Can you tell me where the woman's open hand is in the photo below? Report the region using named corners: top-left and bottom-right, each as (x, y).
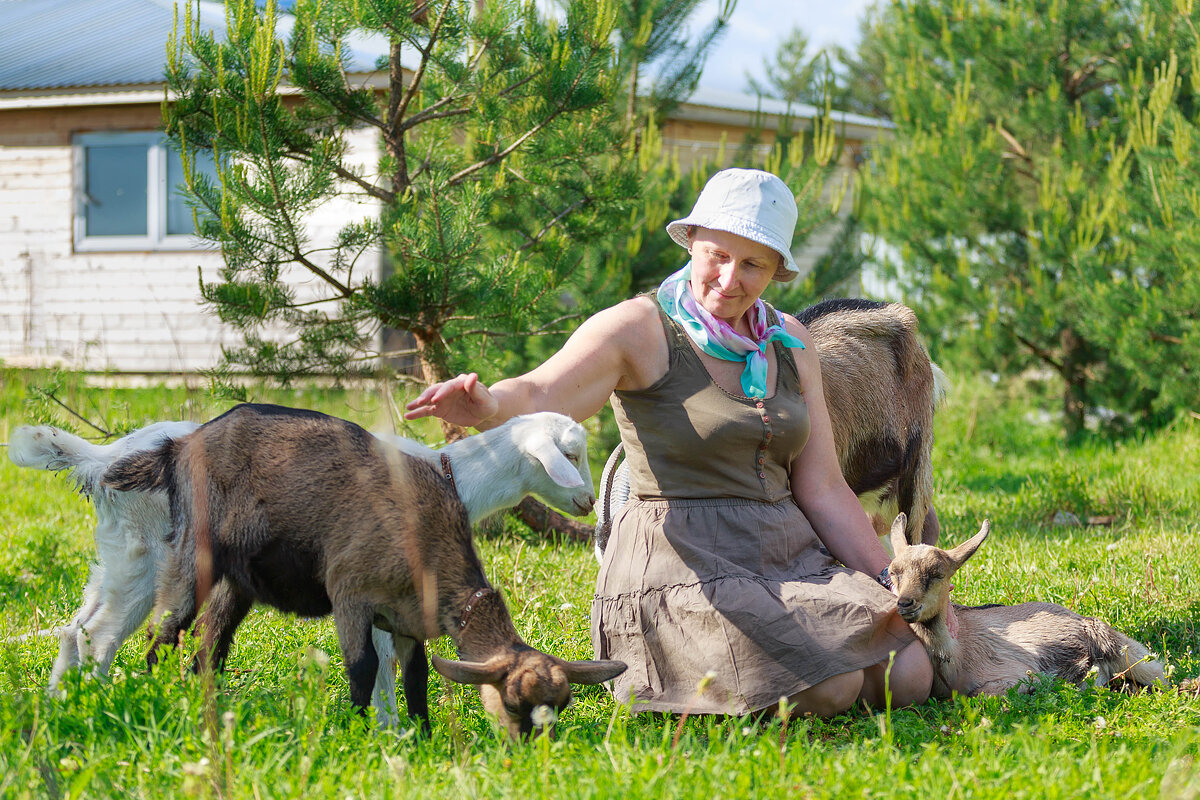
top-left (404, 373), bottom-right (500, 428)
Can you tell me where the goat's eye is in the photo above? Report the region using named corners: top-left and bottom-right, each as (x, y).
top-left (565, 453), bottom-right (579, 464)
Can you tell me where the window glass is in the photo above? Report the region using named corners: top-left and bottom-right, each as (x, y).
top-left (166, 148), bottom-right (219, 236)
top-left (84, 144), bottom-right (148, 236)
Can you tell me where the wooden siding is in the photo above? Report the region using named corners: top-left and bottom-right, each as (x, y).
top-left (0, 104), bottom-right (382, 373)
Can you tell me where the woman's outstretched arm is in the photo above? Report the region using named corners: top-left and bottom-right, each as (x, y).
top-left (404, 297), bottom-right (666, 430)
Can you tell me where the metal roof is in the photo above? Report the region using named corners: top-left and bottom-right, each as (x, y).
top-left (681, 86), bottom-right (894, 131)
top-left (0, 0), bottom-right (889, 130)
top-left (0, 0), bottom-right (390, 91)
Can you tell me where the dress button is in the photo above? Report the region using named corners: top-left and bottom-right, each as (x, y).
top-left (757, 456), bottom-right (765, 465)
top-left (758, 472), bottom-right (766, 479)
top-left (762, 415), bottom-right (770, 423)
top-left (755, 401), bottom-right (764, 409)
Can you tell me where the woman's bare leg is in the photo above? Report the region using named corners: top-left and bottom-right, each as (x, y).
top-left (859, 640), bottom-right (932, 709)
top-left (784, 669), bottom-right (865, 717)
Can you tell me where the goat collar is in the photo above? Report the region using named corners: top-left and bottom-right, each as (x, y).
top-left (458, 587), bottom-right (495, 630)
top-left (440, 452), bottom-right (457, 492)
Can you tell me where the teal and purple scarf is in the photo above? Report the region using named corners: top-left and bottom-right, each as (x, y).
top-left (656, 263), bottom-right (804, 400)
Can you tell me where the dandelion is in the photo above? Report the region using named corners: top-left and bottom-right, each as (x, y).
top-left (531, 704), bottom-right (557, 728)
top-left (1094, 716), bottom-right (1107, 730)
top-left (182, 757), bottom-right (211, 776)
top-left (939, 725), bottom-right (952, 734)
top-left (304, 646), bottom-right (330, 669)
top-left (697, 670), bottom-right (718, 696)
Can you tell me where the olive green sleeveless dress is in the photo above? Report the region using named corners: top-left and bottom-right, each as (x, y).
top-left (591, 298), bottom-right (914, 714)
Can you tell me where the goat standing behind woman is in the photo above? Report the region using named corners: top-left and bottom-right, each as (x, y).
top-left (103, 403), bottom-right (624, 737)
top-left (887, 514), bottom-right (1166, 697)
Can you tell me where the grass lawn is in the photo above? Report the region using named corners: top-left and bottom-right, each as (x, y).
top-left (0, 367), bottom-right (1198, 799)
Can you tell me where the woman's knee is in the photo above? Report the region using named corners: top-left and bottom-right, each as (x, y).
top-left (862, 642), bottom-right (933, 708)
top-left (788, 669), bottom-right (864, 717)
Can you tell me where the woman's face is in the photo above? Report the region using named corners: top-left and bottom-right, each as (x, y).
top-left (688, 227), bottom-right (780, 331)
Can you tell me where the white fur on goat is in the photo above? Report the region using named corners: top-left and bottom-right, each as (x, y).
top-left (887, 514), bottom-right (1166, 697)
top-left (373, 412), bottom-right (595, 522)
top-left (8, 421), bottom-right (200, 691)
top-left (7, 412), bottom-right (594, 722)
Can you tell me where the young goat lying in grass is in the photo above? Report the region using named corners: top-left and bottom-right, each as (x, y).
top-left (887, 513), bottom-right (1166, 697)
top-left (102, 403), bottom-right (624, 738)
top-left (10, 410), bottom-right (595, 727)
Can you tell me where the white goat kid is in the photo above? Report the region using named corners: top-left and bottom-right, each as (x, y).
top-left (8, 412), bottom-right (594, 719)
top-left (887, 513), bottom-right (1166, 697)
top-left (8, 421), bottom-right (200, 692)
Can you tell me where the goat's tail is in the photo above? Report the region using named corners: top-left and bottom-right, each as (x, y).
top-left (1090, 620), bottom-right (1167, 688)
top-left (8, 426), bottom-right (111, 494)
top-left (103, 440), bottom-right (179, 493)
top-left (930, 362), bottom-right (950, 410)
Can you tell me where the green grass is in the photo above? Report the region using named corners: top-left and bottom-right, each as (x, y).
top-left (1, 367), bottom-right (1198, 799)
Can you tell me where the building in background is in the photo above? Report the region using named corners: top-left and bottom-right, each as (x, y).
top-left (0, 0), bottom-right (888, 375)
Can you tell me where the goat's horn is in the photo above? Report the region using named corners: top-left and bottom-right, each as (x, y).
top-left (430, 654), bottom-right (508, 685)
top-left (561, 659), bottom-right (627, 685)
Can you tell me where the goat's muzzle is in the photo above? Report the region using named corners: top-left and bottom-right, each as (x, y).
top-left (896, 597), bottom-right (922, 623)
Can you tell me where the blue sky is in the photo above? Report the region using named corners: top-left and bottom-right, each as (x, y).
top-left (692, 0), bottom-right (875, 93)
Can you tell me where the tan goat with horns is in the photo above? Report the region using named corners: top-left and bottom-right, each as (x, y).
top-left (887, 513), bottom-right (1166, 698)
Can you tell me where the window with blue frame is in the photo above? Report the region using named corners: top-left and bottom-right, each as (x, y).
top-left (74, 132), bottom-right (218, 251)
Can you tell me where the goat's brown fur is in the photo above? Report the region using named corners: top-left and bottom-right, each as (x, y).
top-left (103, 403), bottom-right (624, 738)
top-left (796, 299), bottom-right (944, 547)
top-left (887, 514), bottom-right (1165, 698)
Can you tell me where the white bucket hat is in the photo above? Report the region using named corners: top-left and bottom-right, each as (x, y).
top-left (666, 168), bottom-right (800, 282)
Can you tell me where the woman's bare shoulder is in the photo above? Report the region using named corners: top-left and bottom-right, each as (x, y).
top-left (778, 311), bottom-right (822, 382)
top-left (583, 295), bottom-right (667, 390)
top-left (778, 311), bottom-right (816, 352)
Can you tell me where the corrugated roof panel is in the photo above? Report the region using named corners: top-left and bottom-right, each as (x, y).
top-left (0, 0), bottom-right (390, 91)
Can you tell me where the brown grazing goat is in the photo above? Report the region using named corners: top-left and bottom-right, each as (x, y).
top-left (887, 513), bottom-right (1166, 698)
top-left (103, 403), bottom-right (625, 738)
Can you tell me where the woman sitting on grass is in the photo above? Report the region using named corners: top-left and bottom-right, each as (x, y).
top-left (406, 168), bottom-right (932, 717)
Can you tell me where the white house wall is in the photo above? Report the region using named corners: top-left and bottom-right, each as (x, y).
top-left (0, 110), bottom-right (383, 374)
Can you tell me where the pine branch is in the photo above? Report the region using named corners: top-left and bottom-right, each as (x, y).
top-left (37, 391), bottom-right (115, 439)
top-left (282, 147), bottom-right (394, 204)
top-left (445, 51), bottom-right (599, 187)
top-left (389, 0), bottom-right (454, 141)
top-left (516, 197), bottom-right (591, 252)
top-left (1011, 330), bottom-right (1065, 373)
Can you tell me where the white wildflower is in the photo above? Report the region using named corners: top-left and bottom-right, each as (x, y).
top-left (530, 704), bottom-right (557, 728)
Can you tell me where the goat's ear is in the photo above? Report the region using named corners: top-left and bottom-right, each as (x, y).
top-left (889, 513), bottom-right (909, 554)
top-left (430, 654), bottom-right (508, 685)
top-left (561, 659), bottom-right (627, 685)
top-left (945, 519), bottom-right (990, 571)
top-left (525, 434), bottom-right (585, 488)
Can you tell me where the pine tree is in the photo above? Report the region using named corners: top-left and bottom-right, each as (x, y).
top-left (745, 26), bottom-right (833, 108)
top-left (166, 0), bottom-right (639, 399)
top-left (860, 0), bottom-right (1200, 436)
